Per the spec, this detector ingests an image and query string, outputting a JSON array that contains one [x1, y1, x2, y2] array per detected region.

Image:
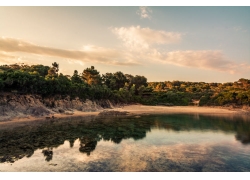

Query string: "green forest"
[[0, 62, 249, 107]]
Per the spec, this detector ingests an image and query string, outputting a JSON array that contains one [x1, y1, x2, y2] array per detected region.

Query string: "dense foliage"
[[0, 63, 249, 106], [147, 78, 250, 106]]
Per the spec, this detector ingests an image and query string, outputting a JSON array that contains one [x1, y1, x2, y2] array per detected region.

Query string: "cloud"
[[0, 51, 29, 65], [67, 59, 85, 66], [136, 6, 152, 19], [110, 26, 250, 73], [0, 52, 16, 61], [0, 37, 140, 66], [1, 37, 248, 74], [233, 26, 242, 32], [147, 49, 244, 74], [232, 26, 248, 32], [111, 26, 182, 50]]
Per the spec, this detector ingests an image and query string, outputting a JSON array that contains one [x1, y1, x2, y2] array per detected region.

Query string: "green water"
[[0, 114, 250, 172]]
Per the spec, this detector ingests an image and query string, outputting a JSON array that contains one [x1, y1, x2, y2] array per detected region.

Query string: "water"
[[0, 114, 250, 172]]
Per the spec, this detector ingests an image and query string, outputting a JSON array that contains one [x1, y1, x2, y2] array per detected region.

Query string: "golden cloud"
[[0, 37, 140, 66], [146, 49, 247, 73]]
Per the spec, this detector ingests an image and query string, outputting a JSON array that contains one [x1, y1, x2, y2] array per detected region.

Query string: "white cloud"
[[111, 26, 182, 50], [136, 6, 152, 19], [232, 26, 248, 32], [233, 26, 242, 32]]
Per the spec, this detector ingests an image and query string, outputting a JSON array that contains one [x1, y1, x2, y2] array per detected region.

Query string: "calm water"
[[0, 114, 250, 172]]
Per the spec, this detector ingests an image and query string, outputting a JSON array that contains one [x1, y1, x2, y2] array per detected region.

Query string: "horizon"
[[0, 6, 249, 83]]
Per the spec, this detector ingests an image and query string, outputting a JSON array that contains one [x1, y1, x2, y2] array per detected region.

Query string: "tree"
[[46, 62, 59, 78], [131, 75, 147, 95], [52, 62, 59, 73], [30, 65, 50, 77], [0, 78, 4, 90], [102, 71, 128, 90], [82, 66, 101, 85], [71, 70, 84, 84]]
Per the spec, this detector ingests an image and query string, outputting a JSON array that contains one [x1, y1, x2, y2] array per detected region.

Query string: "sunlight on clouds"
[[81, 45, 110, 52], [161, 50, 238, 73], [110, 26, 250, 73], [67, 59, 84, 66], [0, 37, 138, 66], [111, 26, 182, 50], [0, 51, 29, 65], [0, 36, 249, 74], [136, 7, 152, 19]]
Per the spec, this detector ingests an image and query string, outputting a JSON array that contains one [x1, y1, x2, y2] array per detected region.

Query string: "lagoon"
[[0, 114, 250, 172]]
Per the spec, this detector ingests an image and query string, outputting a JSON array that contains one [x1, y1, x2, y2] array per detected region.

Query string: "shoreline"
[[0, 105, 249, 126]]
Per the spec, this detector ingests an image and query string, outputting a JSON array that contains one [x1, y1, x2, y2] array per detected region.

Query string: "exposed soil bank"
[[0, 93, 116, 122]]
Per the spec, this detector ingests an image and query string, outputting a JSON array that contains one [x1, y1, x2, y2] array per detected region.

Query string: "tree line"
[[0, 62, 249, 106]]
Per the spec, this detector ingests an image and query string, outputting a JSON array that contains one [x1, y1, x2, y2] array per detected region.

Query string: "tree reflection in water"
[[42, 148, 53, 162], [235, 133, 250, 144], [0, 114, 249, 163], [79, 137, 98, 156]]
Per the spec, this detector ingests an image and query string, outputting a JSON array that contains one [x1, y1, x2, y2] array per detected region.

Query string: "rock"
[[27, 106, 51, 116], [65, 111, 74, 115], [58, 109, 65, 113], [49, 163, 57, 166]]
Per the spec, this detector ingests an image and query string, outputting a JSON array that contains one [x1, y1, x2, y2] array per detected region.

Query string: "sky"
[[0, 5, 250, 83]]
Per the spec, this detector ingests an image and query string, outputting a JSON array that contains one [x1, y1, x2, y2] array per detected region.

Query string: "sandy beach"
[[0, 105, 249, 126], [113, 105, 241, 115]]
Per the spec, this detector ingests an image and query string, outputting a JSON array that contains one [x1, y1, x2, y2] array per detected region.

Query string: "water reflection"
[[0, 114, 250, 165], [42, 148, 53, 162]]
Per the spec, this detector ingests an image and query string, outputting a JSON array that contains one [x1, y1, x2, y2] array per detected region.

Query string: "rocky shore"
[[0, 93, 117, 121]]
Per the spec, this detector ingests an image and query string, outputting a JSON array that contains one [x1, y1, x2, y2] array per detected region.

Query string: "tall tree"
[[102, 71, 128, 90], [82, 66, 101, 85], [46, 62, 59, 79], [52, 62, 59, 73], [71, 70, 84, 84]]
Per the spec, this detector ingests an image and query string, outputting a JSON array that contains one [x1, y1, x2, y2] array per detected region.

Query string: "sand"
[[113, 105, 240, 115]]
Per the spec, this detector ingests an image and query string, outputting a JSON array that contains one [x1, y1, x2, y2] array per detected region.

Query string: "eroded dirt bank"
[[0, 93, 116, 122]]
